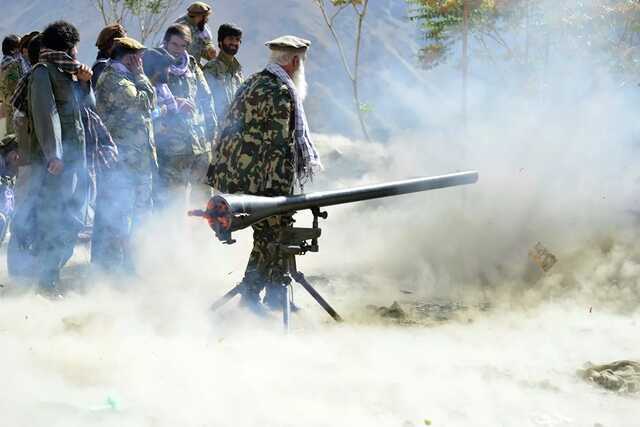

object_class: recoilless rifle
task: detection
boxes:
[189,171,479,331]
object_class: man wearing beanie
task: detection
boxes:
[175,2,216,66]
[93,36,157,275]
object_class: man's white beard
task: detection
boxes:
[292,61,308,101]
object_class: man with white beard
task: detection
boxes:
[207,35,322,313]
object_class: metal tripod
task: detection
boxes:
[210,208,343,331]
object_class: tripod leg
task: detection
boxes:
[291,271,343,322]
[283,283,291,333]
[210,285,242,312]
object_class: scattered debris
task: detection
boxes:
[529,242,558,272]
[578,360,640,394]
[400,290,413,295]
[415,301,468,322]
[368,301,406,319]
[366,300,491,324]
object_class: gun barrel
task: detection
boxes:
[226,171,478,218]
[193,171,478,242]
[276,170,478,213]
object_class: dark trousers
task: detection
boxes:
[29,159,89,286]
[8,166,37,278]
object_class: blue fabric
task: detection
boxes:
[7,166,39,277]
[91,161,152,274]
[31,159,89,285]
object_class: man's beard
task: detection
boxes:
[197,21,206,31]
[291,61,308,101]
[221,44,238,56]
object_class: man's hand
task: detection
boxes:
[77,64,93,82]
[131,54,144,76]
[124,53,144,76]
[176,97,196,114]
[6,150,19,167]
[204,46,217,61]
[47,158,64,175]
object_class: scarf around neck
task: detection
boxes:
[0,54,17,71]
[264,63,322,186]
[19,56,31,74]
[162,44,191,77]
[10,71,31,113]
[39,48,82,75]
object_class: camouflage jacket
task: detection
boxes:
[0,56,22,133]
[95,65,157,171]
[208,69,295,196]
[155,55,216,157]
[0,56,21,101]
[203,51,244,121]
[175,15,215,67]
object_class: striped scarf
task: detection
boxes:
[19,56,31,75]
[265,63,322,186]
[39,48,82,75]
[10,71,31,113]
[11,50,83,114]
[161,43,191,77]
[0,54,17,72]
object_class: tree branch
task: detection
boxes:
[316,0,355,81]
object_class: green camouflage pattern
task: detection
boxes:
[0,58,22,134]
[155,56,215,157]
[175,15,215,66]
[241,214,293,299]
[202,51,244,120]
[208,69,295,197]
[208,69,296,298]
[95,65,158,172]
[93,65,158,271]
[156,151,211,208]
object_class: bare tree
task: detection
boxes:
[462,0,469,129]
[314,0,372,142]
[92,0,131,26]
[91,0,187,44]
[128,0,188,44]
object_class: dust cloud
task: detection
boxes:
[0,119,638,425]
[1,0,640,425]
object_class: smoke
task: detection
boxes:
[0,0,639,425]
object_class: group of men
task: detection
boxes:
[0,2,321,313]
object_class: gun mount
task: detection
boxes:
[190,170,479,331]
